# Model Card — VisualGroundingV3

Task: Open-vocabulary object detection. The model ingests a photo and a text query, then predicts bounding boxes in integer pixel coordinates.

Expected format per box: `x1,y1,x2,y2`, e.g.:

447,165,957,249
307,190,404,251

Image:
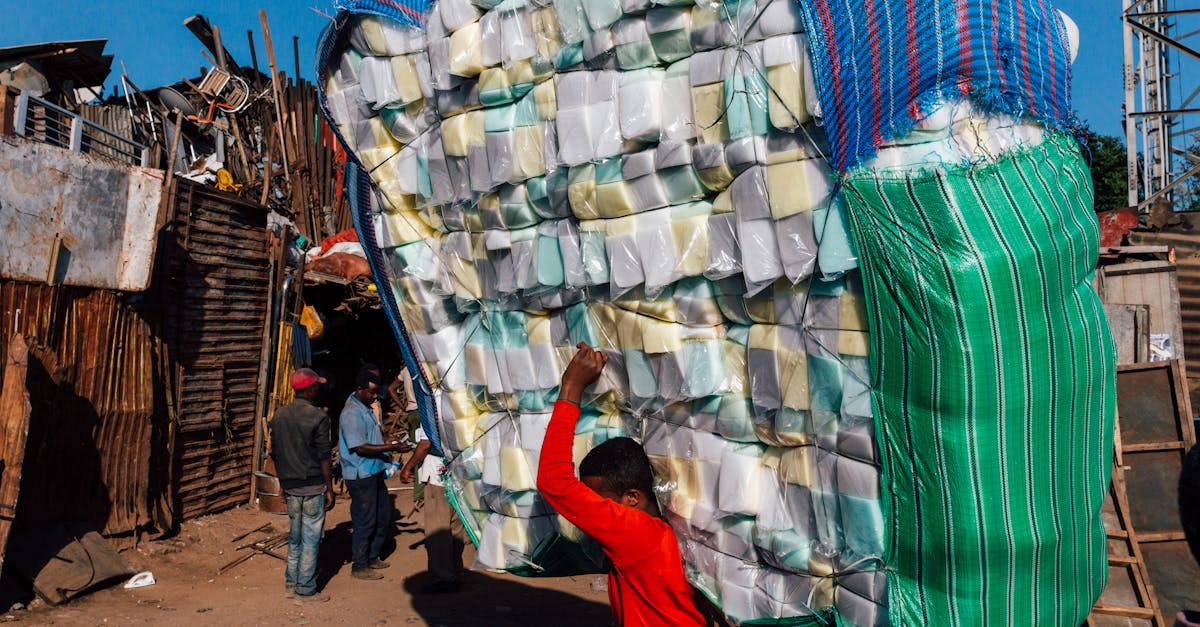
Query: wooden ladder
1086,421,1167,626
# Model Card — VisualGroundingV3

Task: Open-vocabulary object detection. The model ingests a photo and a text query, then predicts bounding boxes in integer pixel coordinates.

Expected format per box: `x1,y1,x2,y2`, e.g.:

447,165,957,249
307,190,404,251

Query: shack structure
0,18,345,588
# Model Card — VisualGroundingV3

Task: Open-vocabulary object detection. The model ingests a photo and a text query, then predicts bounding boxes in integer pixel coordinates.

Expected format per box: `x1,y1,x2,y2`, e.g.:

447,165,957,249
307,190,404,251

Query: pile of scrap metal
74,13,348,244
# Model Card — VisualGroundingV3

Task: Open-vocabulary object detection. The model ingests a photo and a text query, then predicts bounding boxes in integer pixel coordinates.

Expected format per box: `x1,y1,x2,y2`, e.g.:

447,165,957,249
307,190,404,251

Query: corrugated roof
0,39,112,97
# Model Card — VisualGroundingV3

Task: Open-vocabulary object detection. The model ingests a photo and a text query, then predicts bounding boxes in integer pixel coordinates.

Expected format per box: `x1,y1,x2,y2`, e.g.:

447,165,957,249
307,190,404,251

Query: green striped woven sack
841,134,1116,625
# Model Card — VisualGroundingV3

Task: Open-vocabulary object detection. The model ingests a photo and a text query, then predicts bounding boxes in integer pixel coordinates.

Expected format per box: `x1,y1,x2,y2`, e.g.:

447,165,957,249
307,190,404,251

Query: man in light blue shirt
338,369,408,580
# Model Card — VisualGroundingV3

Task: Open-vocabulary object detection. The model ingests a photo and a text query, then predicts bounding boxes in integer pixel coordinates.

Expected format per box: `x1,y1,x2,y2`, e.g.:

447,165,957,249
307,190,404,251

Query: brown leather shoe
351,568,384,581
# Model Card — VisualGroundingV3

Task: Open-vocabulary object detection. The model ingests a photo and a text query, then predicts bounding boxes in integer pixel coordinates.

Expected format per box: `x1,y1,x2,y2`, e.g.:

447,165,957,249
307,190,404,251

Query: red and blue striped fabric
797,0,1075,172
333,0,433,28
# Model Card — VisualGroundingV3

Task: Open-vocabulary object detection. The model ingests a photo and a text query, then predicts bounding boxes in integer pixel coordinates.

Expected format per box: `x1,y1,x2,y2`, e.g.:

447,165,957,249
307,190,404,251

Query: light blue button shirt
338,393,386,480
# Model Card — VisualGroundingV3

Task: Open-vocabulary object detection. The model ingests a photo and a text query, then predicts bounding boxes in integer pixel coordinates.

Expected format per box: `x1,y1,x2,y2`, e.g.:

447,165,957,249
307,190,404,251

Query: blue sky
0,0,1126,139
0,1,335,92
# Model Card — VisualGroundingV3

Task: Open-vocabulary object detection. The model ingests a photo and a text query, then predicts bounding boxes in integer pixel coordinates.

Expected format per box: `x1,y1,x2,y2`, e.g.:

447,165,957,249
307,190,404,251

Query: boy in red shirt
537,343,705,627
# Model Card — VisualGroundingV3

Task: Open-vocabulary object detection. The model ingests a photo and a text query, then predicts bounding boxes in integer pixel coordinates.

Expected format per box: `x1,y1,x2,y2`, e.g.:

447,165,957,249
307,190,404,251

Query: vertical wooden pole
259,9,290,183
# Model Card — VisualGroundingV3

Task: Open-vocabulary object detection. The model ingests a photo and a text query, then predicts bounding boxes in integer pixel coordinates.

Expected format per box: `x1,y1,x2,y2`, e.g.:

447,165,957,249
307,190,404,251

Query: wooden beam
258,9,290,183
0,335,30,573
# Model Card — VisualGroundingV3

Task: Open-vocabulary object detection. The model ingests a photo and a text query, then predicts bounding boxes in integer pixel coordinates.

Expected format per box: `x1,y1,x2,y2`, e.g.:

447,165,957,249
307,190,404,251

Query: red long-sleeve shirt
537,401,704,627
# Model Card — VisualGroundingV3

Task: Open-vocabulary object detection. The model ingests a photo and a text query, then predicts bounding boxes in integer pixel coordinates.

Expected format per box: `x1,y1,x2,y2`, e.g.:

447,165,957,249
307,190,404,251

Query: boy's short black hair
579,437,656,498
356,368,382,389
1181,444,1200,564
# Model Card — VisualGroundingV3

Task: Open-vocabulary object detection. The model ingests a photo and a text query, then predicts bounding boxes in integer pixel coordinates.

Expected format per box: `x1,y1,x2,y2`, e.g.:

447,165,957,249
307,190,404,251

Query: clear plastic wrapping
324,8,893,625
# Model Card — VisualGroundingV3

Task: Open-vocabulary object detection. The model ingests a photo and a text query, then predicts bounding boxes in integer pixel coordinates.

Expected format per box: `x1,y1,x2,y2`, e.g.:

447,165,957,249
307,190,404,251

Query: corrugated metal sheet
0,281,171,545
1129,230,1200,376
158,179,270,520
0,138,164,291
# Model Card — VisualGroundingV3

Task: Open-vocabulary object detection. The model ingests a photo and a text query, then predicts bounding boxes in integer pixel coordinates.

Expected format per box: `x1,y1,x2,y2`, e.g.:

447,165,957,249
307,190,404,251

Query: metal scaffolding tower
1123,1,1200,211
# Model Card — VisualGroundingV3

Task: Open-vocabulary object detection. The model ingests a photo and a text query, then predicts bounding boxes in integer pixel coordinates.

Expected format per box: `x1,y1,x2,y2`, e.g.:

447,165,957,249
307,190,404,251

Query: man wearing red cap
270,367,335,602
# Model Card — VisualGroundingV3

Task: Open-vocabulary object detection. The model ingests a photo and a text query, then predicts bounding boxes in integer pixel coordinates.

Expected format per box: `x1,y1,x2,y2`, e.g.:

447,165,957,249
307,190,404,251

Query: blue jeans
346,472,390,570
284,492,326,596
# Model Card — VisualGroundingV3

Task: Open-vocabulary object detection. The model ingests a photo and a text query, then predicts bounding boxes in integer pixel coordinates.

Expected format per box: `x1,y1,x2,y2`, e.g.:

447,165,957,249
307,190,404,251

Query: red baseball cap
290,368,327,390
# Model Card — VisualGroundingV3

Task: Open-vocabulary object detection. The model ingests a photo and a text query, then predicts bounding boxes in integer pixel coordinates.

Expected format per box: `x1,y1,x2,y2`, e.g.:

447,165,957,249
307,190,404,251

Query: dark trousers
346,472,390,570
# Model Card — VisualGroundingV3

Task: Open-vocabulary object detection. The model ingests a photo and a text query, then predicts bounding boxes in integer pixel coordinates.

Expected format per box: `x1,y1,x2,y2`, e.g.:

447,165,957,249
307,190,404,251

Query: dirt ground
4,483,615,626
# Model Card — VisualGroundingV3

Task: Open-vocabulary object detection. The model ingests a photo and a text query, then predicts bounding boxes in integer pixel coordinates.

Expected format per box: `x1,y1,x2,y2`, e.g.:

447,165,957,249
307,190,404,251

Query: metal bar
16,93,147,165
1127,18,1200,65
1127,8,1200,18
14,91,28,136
1138,160,1200,211
1127,0,1159,15
1128,107,1200,117
1125,0,1141,207
80,117,146,148
68,117,83,152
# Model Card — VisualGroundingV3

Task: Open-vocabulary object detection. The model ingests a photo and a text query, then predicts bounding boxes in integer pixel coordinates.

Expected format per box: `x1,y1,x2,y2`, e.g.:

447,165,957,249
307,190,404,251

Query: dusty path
8,485,614,626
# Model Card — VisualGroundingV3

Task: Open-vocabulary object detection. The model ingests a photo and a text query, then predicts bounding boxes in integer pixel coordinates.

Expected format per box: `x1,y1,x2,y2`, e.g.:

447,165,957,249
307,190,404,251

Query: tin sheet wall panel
0,282,170,542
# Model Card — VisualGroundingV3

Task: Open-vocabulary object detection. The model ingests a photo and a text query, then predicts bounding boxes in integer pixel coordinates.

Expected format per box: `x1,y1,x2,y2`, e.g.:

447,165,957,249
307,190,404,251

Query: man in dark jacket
270,368,335,602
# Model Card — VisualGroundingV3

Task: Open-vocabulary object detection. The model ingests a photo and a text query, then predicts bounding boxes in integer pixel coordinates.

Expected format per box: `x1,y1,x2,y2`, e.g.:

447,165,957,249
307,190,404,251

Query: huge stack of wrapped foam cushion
318,0,1090,625
323,3,878,623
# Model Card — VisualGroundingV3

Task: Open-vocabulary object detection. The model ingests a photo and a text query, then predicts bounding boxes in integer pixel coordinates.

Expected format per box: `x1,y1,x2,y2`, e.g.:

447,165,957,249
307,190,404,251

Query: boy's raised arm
537,345,644,551
537,343,608,504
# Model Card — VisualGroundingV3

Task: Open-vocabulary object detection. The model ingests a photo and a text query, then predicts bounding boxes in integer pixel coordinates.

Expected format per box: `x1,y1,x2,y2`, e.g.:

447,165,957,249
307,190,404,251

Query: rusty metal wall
0,281,171,543
1129,230,1200,376
158,179,270,520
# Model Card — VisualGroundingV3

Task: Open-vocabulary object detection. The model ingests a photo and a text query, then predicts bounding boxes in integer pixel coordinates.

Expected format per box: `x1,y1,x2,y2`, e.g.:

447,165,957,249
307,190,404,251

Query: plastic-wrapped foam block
350,15,429,56
762,35,809,130
746,0,804,42
646,7,692,63
551,0,588,44
814,196,858,279
776,212,817,283
689,3,739,52
766,158,833,219
726,136,768,173
836,456,884,559
582,27,616,66
613,17,656,70
583,0,623,31
623,149,669,212
448,21,487,77
660,60,696,141
636,208,678,294
694,142,733,192
754,568,816,621
618,69,664,141
738,219,784,288
718,442,768,516
717,554,761,622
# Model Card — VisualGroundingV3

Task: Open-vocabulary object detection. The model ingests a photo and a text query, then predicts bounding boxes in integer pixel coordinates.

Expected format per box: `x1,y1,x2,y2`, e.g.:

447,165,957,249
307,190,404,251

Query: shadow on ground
313,497,426,591
315,521,352,591
403,570,613,626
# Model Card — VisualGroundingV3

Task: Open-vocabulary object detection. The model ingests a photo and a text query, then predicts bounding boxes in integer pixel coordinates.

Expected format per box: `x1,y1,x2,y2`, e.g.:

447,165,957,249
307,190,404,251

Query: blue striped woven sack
796,0,1076,172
